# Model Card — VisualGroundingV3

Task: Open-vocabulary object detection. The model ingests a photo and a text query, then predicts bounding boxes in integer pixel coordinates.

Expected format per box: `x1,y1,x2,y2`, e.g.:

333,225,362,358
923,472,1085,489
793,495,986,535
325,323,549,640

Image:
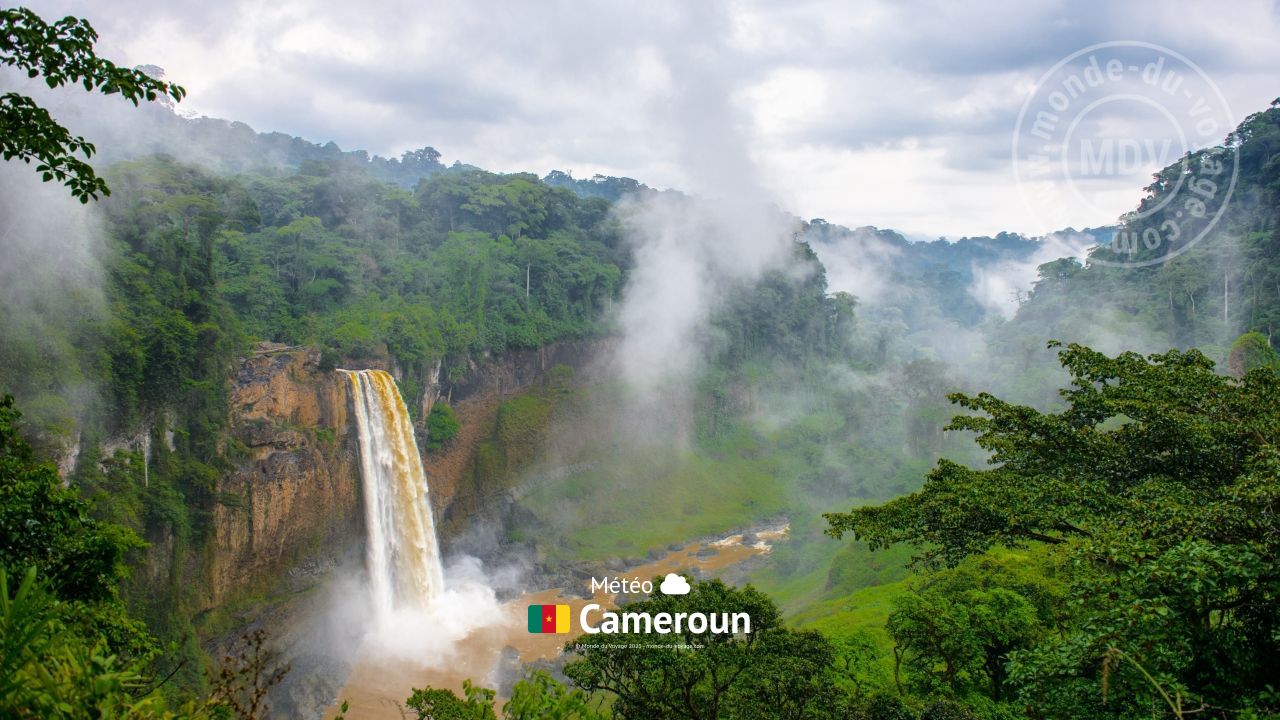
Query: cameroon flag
527,604,570,634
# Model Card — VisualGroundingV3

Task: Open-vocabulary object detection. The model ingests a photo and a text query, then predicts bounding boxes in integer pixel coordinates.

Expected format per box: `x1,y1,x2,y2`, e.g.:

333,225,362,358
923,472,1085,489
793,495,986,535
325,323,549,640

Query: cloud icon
659,573,691,595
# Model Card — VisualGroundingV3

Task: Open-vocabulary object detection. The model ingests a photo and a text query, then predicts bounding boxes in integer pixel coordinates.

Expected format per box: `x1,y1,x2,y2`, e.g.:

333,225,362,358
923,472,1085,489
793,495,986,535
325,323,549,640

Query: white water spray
342,369,445,620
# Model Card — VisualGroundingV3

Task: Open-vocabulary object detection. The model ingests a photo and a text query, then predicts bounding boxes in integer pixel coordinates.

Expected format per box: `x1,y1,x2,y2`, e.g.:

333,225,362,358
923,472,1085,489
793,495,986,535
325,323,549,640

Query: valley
2,7,1279,718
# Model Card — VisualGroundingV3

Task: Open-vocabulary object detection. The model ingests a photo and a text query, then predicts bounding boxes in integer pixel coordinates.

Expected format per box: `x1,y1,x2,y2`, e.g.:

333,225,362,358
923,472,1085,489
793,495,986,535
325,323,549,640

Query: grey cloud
16,0,1280,237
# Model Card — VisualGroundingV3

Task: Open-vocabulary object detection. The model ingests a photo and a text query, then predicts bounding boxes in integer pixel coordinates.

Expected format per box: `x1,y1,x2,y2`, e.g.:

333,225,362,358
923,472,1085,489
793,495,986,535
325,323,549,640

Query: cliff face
421,341,604,527
207,339,604,608
200,340,603,719
209,344,362,608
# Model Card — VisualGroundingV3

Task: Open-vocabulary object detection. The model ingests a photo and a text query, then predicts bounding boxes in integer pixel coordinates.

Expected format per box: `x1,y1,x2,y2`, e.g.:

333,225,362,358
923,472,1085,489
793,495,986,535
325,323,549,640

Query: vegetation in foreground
400,344,1280,719
5,5,1280,718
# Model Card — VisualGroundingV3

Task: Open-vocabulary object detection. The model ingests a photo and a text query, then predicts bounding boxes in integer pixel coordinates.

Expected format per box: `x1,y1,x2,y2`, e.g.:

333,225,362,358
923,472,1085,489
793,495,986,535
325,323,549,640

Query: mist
0,161,107,446
968,231,1095,318
606,4,798,442
808,225,903,305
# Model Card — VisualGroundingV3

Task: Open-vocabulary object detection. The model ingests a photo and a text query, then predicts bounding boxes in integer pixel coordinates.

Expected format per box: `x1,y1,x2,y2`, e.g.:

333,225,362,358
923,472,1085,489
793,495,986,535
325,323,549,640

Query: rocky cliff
209,343,363,609
420,341,605,535
207,339,605,605
197,339,603,717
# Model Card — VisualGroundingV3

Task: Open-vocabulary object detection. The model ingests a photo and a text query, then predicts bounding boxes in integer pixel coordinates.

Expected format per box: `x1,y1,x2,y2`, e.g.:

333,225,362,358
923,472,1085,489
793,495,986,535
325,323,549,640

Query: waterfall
342,369,445,619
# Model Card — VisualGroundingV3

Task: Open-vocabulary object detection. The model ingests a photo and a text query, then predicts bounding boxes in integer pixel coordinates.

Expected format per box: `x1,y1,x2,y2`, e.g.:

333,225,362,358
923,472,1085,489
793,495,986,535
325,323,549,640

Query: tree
563,579,849,720
830,630,881,699
427,402,461,449
885,553,1063,701
407,673,602,720
0,395,149,656
901,359,953,458
502,671,604,720
0,567,170,720
726,628,848,720
826,343,1280,717
1227,331,1280,377
0,7,185,201
0,398,237,719
405,681,496,720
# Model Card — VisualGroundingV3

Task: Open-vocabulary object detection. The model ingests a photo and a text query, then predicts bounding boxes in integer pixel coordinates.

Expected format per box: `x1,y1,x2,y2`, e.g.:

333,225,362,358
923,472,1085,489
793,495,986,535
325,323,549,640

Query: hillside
3,35,1280,717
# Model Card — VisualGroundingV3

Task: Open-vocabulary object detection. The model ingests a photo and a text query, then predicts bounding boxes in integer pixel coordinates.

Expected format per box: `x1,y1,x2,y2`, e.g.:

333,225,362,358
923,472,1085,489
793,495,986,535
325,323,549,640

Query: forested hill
5,71,466,187
0,156,632,443
7,93,1280,449
803,221,1114,329
1000,98,1280,361
541,170,654,201
0,89,1016,448
12,70,669,201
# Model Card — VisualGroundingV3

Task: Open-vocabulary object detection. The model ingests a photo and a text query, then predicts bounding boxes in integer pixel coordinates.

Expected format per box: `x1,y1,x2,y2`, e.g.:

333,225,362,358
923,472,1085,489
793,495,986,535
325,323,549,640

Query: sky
19,0,1280,239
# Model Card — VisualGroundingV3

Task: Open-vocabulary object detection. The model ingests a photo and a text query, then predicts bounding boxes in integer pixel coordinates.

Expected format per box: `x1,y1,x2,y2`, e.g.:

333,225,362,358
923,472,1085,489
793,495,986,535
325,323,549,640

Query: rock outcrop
198,339,605,719
210,344,362,608
420,341,604,528
207,339,605,607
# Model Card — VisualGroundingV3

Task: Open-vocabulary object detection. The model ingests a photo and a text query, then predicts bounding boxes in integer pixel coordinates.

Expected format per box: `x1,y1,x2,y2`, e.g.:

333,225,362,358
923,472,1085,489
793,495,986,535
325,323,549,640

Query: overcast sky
21,0,1280,238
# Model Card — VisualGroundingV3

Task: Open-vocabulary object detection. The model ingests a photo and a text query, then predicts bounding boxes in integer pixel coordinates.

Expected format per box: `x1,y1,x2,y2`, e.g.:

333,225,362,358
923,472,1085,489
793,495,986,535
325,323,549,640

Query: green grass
793,579,905,636
498,371,924,663
791,580,906,682
495,394,551,468
520,445,787,563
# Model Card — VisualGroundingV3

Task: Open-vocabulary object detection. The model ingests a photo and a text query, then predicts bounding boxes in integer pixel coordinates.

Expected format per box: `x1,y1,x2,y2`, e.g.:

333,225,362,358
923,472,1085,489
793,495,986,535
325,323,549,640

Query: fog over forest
2,4,1279,720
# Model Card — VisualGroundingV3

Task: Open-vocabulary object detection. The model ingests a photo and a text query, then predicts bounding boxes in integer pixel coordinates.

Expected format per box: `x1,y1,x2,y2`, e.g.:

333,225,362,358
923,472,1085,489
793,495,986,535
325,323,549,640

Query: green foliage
726,626,850,720
408,672,603,720
0,566,294,720
918,698,976,720
712,242,851,367
405,680,496,720
0,155,284,696
426,402,460,450
0,399,244,718
213,164,625,370
564,578,853,720
885,552,1066,701
830,629,884,698
504,670,604,720
542,170,650,202
0,566,169,719
0,396,153,657
827,343,1280,717
859,690,917,720
493,395,549,467
0,7,185,201
1228,331,1280,377
98,158,244,447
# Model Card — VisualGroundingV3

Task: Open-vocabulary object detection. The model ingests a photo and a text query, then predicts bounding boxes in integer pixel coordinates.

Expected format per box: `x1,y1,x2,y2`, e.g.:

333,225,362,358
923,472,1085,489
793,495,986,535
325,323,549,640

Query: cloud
17,0,1280,237
659,573,690,596
599,2,797,415
808,225,903,303
968,231,1097,319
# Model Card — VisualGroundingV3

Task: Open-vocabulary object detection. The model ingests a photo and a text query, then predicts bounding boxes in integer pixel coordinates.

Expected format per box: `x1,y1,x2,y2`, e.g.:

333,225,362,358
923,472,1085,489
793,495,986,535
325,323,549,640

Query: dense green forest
3,8,1280,718
3,112,1279,718
4,156,629,437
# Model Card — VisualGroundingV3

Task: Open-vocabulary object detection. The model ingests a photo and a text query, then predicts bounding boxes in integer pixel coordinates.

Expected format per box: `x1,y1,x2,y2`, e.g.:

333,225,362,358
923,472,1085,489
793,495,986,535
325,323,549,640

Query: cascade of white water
341,369,445,618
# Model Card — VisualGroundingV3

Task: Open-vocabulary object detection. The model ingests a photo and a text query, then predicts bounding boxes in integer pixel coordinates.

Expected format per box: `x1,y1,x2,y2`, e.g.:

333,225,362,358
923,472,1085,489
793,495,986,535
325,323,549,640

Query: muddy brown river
325,525,788,718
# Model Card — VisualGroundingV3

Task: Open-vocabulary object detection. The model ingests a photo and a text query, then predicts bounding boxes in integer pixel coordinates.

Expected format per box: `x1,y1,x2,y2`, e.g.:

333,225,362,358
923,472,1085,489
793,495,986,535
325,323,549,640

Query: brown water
325,525,787,718
342,369,445,616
